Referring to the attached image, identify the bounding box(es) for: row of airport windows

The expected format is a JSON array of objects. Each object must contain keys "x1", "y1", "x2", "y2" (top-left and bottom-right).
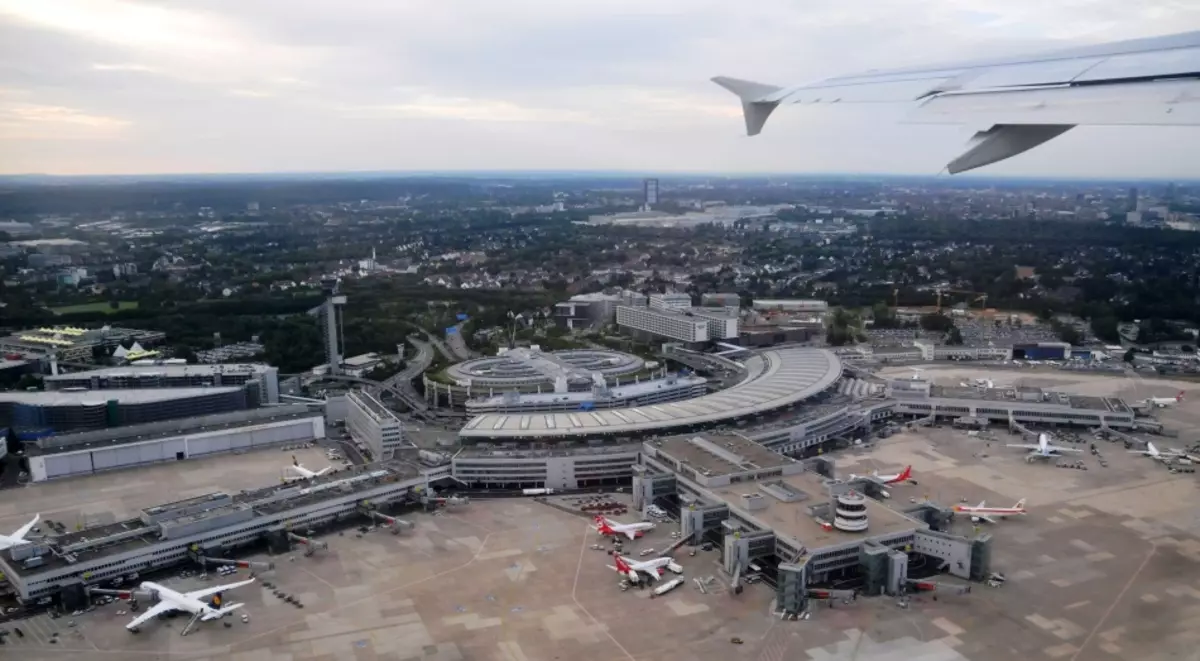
[{"x1": 727, "y1": 469, "x2": 783, "y2": 484}]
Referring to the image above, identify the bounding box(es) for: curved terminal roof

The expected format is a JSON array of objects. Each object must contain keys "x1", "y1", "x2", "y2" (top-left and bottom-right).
[{"x1": 459, "y1": 347, "x2": 842, "y2": 439}]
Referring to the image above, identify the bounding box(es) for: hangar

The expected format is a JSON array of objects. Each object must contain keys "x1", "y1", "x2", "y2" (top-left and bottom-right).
[{"x1": 25, "y1": 406, "x2": 325, "y2": 482}]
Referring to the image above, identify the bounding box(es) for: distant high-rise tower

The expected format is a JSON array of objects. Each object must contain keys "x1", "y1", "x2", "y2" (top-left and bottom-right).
[
  {"x1": 320, "y1": 278, "x2": 347, "y2": 375},
  {"x1": 1128, "y1": 187, "x2": 1138, "y2": 212},
  {"x1": 643, "y1": 178, "x2": 659, "y2": 211}
]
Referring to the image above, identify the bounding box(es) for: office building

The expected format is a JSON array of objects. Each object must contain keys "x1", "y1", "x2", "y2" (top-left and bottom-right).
[
  {"x1": 687, "y1": 307, "x2": 740, "y2": 340},
  {"x1": 649, "y1": 292, "x2": 692, "y2": 311},
  {"x1": 701, "y1": 292, "x2": 742, "y2": 307},
  {"x1": 616, "y1": 305, "x2": 709, "y2": 344},
  {"x1": 643, "y1": 178, "x2": 659, "y2": 210},
  {"x1": 346, "y1": 389, "x2": 405, "y2": 459},
  {"x1": 554, "y1": 292, "x2": 623, "y2": 330}
]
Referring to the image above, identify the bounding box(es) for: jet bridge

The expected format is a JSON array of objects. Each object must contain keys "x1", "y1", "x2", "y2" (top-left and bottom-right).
[
  {"x1": 357, "y1": 503, "x2": 414, "y2": 534},
  {"x1": 187, "y1": 546, "x2": 274, "y2": 573},
  {"x1": 287, "y1": 532, "x2": 328, "y2": 556}
]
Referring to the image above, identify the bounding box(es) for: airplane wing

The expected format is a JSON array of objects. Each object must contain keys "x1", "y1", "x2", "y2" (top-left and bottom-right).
[
  {"x1": 1047, "y1": 445, "x2": 1083, "y2": 454},
  {"x1": 1006, "y1": 444, "x2": 1039, "y2": 450},
  {"x1": 185, "y1": 578, "x2": 256, "y2": 602},
  {"x1": 713, "y1": 30, "x2": 1200, "y2": 172},
  {"x1": 315, "y1": 467, "x2": 332, "y2": 476},
  {"x1": 622, "y1": 529, "x2": 639, "y2": 541},
  {"x1": 11, "y1": 514, "x2": 39, "y2": 540},
  {"x1": 126, "y1": 601, "x2": 176, "y2": 630},
  {"x1": 977, "y1": 514, "x2": 998, "y2": 524}
]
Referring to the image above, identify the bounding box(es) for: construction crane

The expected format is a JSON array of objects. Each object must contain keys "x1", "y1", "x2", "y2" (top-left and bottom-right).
[{"x1": 935, "y1": 288, "x2": 987, "y2": 314}]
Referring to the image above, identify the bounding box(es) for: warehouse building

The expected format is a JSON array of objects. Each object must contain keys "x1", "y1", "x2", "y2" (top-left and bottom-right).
[
  {"x1": 634, "y1": 434, "x2": 990, "y2": 615},
  {"x1": 0, "y1": 387, "x2": 253, "y2": 435},
  {"x1": 23, "y1": 406, "x2": 325, "y2": 482},
  {"x1": 45, "y1": 363, "x2": 280, "y2": 404},
  {"x1": 346, "y1": 389, "x2": 405, "y2": 459},
  {"x1": 0, "y1": 460, "x2": 442, "y2": 603}
]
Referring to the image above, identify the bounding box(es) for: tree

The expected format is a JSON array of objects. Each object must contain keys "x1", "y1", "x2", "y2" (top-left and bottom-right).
[
  {"x1": 1124, "y1": 348, "x2": 1137, "y2": 363},
  {"x1": 1090, "y1": 315, "x2": 1120, "y2": 344},
  {"x1": 919, "y1": 313, "x2": 955, "y2": 333},
  {"x1": 946, "y1": 326, "x2": 964, "y2": 345}
]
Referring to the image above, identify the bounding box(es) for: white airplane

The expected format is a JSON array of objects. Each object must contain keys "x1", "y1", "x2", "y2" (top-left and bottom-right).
[
  {"x1": 908, "y1": 367, "x2": 924, "y2": 381},
  {"x1": 849, "y1": 465, "x2": 913, "y2": 486},
  {"x1": 124, "y1": 578, "x2": 255, "y2": 633},
  {"x1": 953, "y1": 499, "x2": 1027, "y2": 524},
  {"x1": 0, "y1": 514, "x2": 40, "y2": 551},
  {"x1": 1144, "y1": 392, "x2": 1185, "y2": 408},
  {"x1": 608, "y1": 555, "x2": 671, "y2": 584},
  {"x1": 594, "y1": 515, "x2": 654, "y2": 541},
  {"x1": 1129, "y1": 441, "x2": 1187, "y2": 462},
  {"x1": 283, "y1": 456, "x2": 331, "y2": 482},
  {"x1": 1007, "y1": 433, "x2": 1082, "y2": 461},
  {"x1": 713, "y1": 30, "x2": 1200, "y2": 173}
]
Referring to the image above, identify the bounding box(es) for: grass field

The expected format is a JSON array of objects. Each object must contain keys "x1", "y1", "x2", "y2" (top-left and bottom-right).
[{"x1": 50, "y1": 301, "x2": 139, "y2": 315}]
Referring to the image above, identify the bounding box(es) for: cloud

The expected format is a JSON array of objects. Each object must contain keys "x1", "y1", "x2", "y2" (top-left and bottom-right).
[
  {"x1": 0, "y1": 101, "x2": 129, "y2": 140},
  {"x1": 0, "y1": 0, "x2": 1198, "y2": 175}
]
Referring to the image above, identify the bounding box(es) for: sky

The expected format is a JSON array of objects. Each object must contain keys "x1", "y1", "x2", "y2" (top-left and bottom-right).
[{"x1": 0, "y1": 0, "x2": 1198, "y2": 178}]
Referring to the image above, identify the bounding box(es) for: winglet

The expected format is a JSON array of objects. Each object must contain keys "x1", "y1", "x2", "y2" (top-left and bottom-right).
[{"x1": 711, "y1": 76, "x2": 783, "y2": 136}]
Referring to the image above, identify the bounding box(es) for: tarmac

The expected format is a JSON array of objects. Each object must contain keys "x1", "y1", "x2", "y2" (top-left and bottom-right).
[{"x1": 0, "y1": 444, "x2": 335, "y2": 534}]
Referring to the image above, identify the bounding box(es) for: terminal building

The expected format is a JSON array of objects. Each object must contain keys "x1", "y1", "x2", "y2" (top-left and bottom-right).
[
  {"x1": 0, "y1": 460, "x2": 445, "y2": 604},
  {"x1": 44, "y1": 363, "x2": 280, "y2": 405},
  {"x1": 0, "y1": 387, "x2": 256, "y2": 435},
  {"x1": 888, "y1": 380, "x2": 1137, "y2": 429},
  {"x1": 633, "y1": 434, "x2": 991, "y2": 614},
  {"x1": 22, "y1": 405, "x2": 326, "y2": 482},
  {"x1": 451, "y1": 444, "x2": 640, "y2": 490},
  {"x1": 464, "y1": 374, "x2": 707, "y2": 415},
  {"x1": 459, "y1": 348, "x2": 843, "y2": 442},
  {"x1": 346, "y1": 389, "x2": 405, "y2": 459}
]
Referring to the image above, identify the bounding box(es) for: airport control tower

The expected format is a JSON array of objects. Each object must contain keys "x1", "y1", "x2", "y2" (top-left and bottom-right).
[{"x1": 320, "y1": 278, "x2": 347, "y2": 375}]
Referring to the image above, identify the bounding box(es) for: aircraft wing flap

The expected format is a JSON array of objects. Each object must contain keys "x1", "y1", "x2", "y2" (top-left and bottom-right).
[{"x1": 908, "y1": 79, "x2": 1200, "y2": 126}]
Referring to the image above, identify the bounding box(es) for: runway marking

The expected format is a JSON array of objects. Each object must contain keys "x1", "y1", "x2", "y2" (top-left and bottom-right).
[{"x1": 1069, "y1": 542, "x2": 1156, "y2": 661}]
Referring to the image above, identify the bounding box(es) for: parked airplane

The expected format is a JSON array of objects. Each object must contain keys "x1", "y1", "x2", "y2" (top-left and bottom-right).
[
  {"x1": 124, "y1": 578, "x2": 255, "y2": 633},
  {"x1": 953, "y1": 499, "x2": 1027, "y2": 524},
  {"x1": 1129, "y1": 441, "x2": 1187, "y2": 462},
  {"x1": 1007, "y1": 433, "x2": 1082, "y2": 461},
  {"x1": 283, "y1": 456, "x2": 331, "y2": 482},
  {"x1": 0, "y1": 514, "x2": 39, "y2": 551},
  {"x1": 594, "y1": 515, "x2": 654, "y2": 540},
  {"x1": 850, "y1": 466, "x2": 913, "y2": 485},
  {"x1": 608, "y1": 555, "x2": 672, "y2": 584},
  {"x1": 1144, "y1": 392, "x2": 1185, "y2": 408},
  {"x1": 713, "y1": 30, "x2": 1200, "y2": 173}
]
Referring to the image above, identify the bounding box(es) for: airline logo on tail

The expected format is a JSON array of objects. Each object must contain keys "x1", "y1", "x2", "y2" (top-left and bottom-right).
[{"x1": 886, "y1": 466, "x2": 913, "y2": 485}]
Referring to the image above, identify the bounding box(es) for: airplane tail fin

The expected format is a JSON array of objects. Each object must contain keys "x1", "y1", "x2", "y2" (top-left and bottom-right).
[
  {"x1": 899, "y1": 466, "x2": 912, "y2": 481},
  {"x1": 292, "y1": 455, "x2": 300, "y2": 467},
  {"x1": 1014, "y1": 498, "x2": 1027, "y2": 510},
  {"x1": 1178, "y1": 391, "x2": 1185, "y2": 401},
  {"x1": 202, "y1": 603, "x2": 244, "y2": 621},
  {"x1": 711, "y1": 76, "x2": 783, "y2": 136}
]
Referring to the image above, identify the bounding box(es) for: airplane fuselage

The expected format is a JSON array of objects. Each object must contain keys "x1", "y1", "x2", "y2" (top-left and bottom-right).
[{"x1": 140, "y1": 581, "x2": 210, "y2": 614}]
